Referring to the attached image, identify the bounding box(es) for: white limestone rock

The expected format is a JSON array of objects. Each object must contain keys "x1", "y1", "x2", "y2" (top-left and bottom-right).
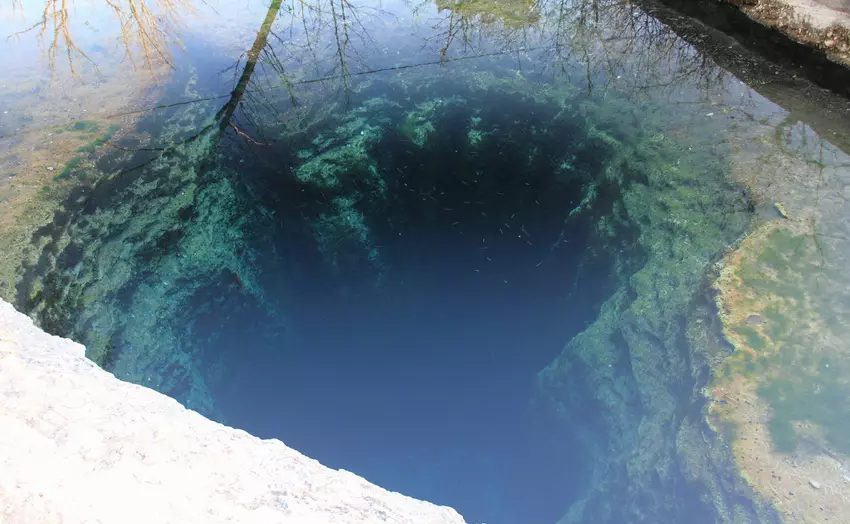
[{"x1": 0, "y1": 299, "x2": 466, "y2": 524}]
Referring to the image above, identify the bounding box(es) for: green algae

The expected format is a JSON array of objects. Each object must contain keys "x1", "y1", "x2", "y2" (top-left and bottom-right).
[
  {"x1": 758, "y1": 359, "x2": 850, "y2": 454},
  {"x1": 533, "y1": 93, "x2": 774, "y2": 521},
  {"x1": 71, "y1": 120, "x2": 100, "y2": 133},
  {"x1": 540, "y1": 106, "x2": 769, "y2": 522},
  {"x1": 734, "y1": 325, "x2": 766, "y2": 352},
  {"x1": 54, "y1": 124, "x2": 121, "y2": 181},
  {"x1": 54, "y1": 156, "x2": 82, "y2": 181},
  {"x1": 17, "y1": 76, "x2": 283, "y2": 417},
  {"x1": 716, "y1": 224, "x2": 850, "y2": 457},
  {"x1": 762, "y1": 304, "x2": 790, "y2": 341}
]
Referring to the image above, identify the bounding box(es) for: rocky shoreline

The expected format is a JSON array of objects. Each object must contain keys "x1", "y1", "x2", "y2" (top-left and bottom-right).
[
  {"x1": 734, "y1": 0, "x2": 850, "y2": 66},
  {"x1": 647, "y1": 0, "x2": 850, "y2": 97}
]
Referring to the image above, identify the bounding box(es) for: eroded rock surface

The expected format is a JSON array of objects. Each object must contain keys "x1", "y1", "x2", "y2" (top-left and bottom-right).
[{"x1": 0, "y1": 299, "x2": 465, "y2": 524}]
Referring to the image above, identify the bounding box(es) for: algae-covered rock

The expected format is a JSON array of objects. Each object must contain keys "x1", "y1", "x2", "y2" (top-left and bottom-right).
[
  {"x1": 711, "y1": 222, "x2": 850, "y2": 523},
  {"x1": 537, "y1": 103, "x2": 779, "y2": 522}
]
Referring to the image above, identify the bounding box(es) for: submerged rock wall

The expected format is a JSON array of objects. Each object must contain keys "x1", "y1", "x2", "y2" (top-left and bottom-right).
[
  {"x1": 533, "y1": 104, "x2": 781, "y2": 522},
  {"x1": 0, "y1": 299, "x2": 465, "y2": 524}
]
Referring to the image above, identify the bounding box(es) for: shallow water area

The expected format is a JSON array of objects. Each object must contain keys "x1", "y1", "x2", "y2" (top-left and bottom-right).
[{"x1": 3, "y1": 0, "x2": 850, "y2": 523}]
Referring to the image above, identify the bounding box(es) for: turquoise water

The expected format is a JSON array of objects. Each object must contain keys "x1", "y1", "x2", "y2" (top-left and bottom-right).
[{"x1": 4, "y1": 0, "x2": 850, "y2": 522}]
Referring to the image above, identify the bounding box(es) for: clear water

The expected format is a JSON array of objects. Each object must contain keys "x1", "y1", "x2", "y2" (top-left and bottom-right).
[{"x1": 2, "y1": 0, "x2": 850, "y2": 522}]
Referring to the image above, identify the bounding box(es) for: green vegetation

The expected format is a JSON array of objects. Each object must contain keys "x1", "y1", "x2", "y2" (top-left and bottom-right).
[
  {"x1": 71, "y1": 120, "x2": 100, "y2": 133},
  {"x1": 54, "y1": 156, "x2": 81, "y2": 181},
  {"x1": 720, "y1": 225, "x2": 850, "y2": 456},
  {"x1": 53, "y1": 124, "x2": 121, "y2": 181},
  {"x1": 762, "y1": 304, "x2": 790, "y2": 341},
  {"x1": 734, "y1": 324, "x2": 766, "y2": 351},
  {"x1": 757, "y1": 358, "x2": 850, "y2": 454}
]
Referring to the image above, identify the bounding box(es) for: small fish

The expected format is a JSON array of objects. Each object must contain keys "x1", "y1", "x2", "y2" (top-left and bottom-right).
[{"x1": 774, "y1": 202, "x2": 789, "y2": 219}]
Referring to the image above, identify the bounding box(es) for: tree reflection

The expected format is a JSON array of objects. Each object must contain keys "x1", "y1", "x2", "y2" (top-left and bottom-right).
[
  {"x1": 427, "y1": 0, "x2": 850, "y2": 154},
  {"x1": 9, "y1": 0, "x2": 189, "y2": 76},
  {"x1": 429, "y1": 0, "x2": 730, "y2": 97}
]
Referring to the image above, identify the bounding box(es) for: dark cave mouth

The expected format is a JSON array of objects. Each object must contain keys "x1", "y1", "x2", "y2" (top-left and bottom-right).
[
  {"x1": 187, "y1": 93, "x2": 645, "y2": 395},
  {"x1": 184, "y1": 98, "x2": 640, "y2": 523},
  {"x1": 232, "y1": 94, "x2": 635, "y2": 305},
  {"x1": 192, "y1": 108, "x2": 625, "y2": 383}
]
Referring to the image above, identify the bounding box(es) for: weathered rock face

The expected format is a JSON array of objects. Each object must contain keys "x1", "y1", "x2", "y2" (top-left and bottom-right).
[{"x1": 0, "y1": 299, "x2": 466, "y2": 524}]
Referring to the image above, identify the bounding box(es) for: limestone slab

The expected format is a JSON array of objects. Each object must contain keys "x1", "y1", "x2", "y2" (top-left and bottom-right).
[{"x1": 0, "y1": 299, "x2": 466, "y2": 524}]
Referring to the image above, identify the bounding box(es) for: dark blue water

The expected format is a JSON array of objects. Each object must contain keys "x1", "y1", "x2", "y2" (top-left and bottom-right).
[
  {"x1": 214, "y1": 272, "x2": 586, "y2": 522},
  {"x1": 197, "y1": 80, "x2": 611, "y2": 521}
]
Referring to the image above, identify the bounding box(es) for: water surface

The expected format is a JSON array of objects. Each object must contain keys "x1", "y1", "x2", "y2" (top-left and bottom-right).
[{"x1": 3, "y1": 0, "x2": 850, "y2": 522}]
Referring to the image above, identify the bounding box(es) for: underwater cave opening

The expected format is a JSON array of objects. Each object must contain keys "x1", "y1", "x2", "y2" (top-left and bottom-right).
[
  {"x1": 12, "y1": 66, "x2": 642, "y2": 524},
  {"x1": 197, "y1": 97, "x2": 627, "y2": 524}
]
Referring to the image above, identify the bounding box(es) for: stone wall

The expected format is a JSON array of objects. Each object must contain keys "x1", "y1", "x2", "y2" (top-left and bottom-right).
[{"x1": 0, "y1": 299, "x2": 466, "y2": 524}]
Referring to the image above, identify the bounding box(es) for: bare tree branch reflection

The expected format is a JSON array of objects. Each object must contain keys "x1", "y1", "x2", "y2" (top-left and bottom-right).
[
  {"x1": 103, "y1": 0, "x2": 190, "y2": 71},
  {"x1": 9, "y1": 0, "x2": 100, "y2": 75},
  {"x1": 429, "y1": 0, "x2": 732, "y2": 98},
  {"x1": 8, "y1": 0, "x2": 191, "y2": 76}
]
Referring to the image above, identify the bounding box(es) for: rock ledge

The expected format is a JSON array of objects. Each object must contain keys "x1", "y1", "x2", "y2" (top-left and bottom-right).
[{"x1": 0, "y1": 299, "x2": 465, "y2": 524}]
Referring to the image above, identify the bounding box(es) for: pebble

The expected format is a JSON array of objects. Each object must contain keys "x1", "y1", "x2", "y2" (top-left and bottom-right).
[
  {"x1": 809, "y1": 479, "x2": 821, "y2": 489},
  {"x1": 745, "y1": 314, "x2": 763, "y2": 325}
]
